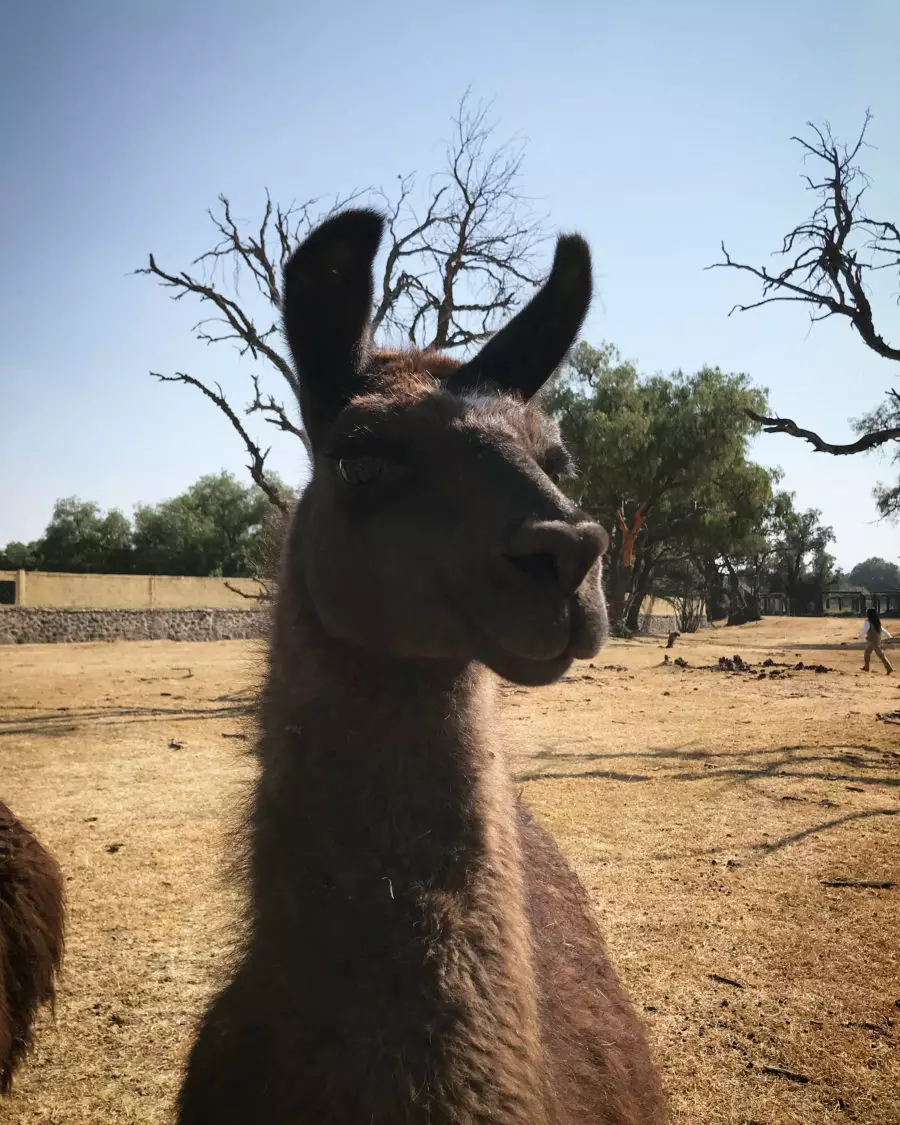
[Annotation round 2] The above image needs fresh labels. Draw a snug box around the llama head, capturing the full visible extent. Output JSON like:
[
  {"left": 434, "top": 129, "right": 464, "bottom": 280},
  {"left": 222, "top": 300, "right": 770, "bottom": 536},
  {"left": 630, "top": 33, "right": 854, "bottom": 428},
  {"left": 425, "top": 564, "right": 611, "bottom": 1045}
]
[{"left": 282, "top": 209, "right": 608, "bottom": 685}]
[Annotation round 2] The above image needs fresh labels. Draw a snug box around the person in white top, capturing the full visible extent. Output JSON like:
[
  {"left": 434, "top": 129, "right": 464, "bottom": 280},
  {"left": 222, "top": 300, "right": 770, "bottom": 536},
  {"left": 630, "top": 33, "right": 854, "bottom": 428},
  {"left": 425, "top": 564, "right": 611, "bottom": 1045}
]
[{"left": 859, "top": 607, "right": 893, "bottom": 673}]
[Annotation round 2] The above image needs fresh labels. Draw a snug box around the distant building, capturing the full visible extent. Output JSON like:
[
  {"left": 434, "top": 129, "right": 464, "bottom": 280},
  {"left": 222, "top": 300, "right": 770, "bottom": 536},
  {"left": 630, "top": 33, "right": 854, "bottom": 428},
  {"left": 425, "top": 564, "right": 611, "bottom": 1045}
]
[
  {"left": 758, "top": 592, "right": 789, "bottom": 615},
  {"left": 823, "top": 590, "right": 900, "bottom": 616}
]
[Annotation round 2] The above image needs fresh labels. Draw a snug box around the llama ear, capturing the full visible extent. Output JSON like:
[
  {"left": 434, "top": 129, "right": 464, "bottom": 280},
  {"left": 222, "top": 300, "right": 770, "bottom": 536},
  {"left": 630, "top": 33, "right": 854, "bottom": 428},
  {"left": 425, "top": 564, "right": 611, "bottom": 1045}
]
[
  {"left": 446, "top": 233, "right": 592, "bottom": 401},
  {"left": 282, "top": 208, "right": 384, "bottom": 449}
]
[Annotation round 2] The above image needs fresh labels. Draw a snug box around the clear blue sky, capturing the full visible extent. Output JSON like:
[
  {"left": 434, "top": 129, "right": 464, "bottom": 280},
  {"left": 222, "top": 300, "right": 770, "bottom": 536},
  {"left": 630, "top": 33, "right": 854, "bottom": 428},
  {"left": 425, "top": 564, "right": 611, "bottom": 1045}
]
[{"left": 2, "top": 0, "right": 898, "bottom": 568}]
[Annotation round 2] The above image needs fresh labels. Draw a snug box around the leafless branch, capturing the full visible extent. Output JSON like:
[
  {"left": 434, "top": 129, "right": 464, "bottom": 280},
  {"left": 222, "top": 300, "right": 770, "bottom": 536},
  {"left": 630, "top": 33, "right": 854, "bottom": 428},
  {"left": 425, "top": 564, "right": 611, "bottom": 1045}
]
[
  {"left": 140, "top": 91, "right": 546, "bottom": 506},
  {"left": 247, "top": 374, "right": 311, "bottom": 455},
  {"left": 746, "top": 409, "right": 900, "bottom": 455},
  {"left": 710, "top": 110, "right": 900, "bottom": 364},
  {"left": 151, "top": 372, "right": 289, "bottom": 513},
  {"left": 136, "top": 253, "right": 302, "bottom": 392},
  {"left": 370, "top": 91, "right": 548, "bottom": 352},
  {"left": 223, "top": 578, "right": 274, "bottom": 602}
]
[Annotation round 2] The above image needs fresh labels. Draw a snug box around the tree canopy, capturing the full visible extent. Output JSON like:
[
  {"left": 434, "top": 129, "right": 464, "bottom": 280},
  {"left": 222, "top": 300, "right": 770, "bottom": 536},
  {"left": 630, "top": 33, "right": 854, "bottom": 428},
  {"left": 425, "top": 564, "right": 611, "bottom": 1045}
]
[
  {"left": 545, "top": 342, "right": 773, "bottom": 630},
  {"left": 0, "top": 473, "right": 280, "bottom": 578},
  {"left": 31, "top": 499, "right": 133, "bottom": 574},
  {"left": 133, "top": 473, "right": 278, "bottom": 577},
  {"left": 846, "top": 556, "right": 900, "bottom": 592}
]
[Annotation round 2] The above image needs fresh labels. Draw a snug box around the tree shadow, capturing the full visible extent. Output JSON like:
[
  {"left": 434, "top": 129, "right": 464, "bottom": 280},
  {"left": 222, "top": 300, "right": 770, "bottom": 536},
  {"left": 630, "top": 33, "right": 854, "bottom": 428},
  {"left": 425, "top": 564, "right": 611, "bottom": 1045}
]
[
  {"left": 0, "top": 702, "right": 252, "bottom": 739},
  {"left": 517, "top": 767, "right": 651, "bottom": 783},
  {"left": 522, "top": 742, "right": 900, "bottom": 791},
  {"left": 669, "top": 746, "right": 900, "bottom": 789},
  {"left": 782, "top": 641, "right": 895, "bottom": 652},
  {"left": 754, "top": 807, "right": 899, "bottom": 854}
]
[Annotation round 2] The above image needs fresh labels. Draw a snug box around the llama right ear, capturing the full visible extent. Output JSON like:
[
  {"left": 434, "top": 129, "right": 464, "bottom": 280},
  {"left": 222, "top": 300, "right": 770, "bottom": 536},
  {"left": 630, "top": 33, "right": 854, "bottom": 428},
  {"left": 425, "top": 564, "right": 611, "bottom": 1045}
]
[
  {"left": 282, "top": 209, "right": 384, "bottom": 450},
  {"left": 445, "top": 233, "right": 592, "bottom": 401}
]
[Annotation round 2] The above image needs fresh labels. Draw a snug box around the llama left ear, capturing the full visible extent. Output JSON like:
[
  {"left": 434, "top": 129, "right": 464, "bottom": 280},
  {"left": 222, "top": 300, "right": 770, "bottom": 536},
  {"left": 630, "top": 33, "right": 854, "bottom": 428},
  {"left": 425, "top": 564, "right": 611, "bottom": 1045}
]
[
  {"left": 446, "top": 233, "right": 592, "bottom": 401},
  {"left": 282, "top": 209, "right": 384, "bottom": 450}
]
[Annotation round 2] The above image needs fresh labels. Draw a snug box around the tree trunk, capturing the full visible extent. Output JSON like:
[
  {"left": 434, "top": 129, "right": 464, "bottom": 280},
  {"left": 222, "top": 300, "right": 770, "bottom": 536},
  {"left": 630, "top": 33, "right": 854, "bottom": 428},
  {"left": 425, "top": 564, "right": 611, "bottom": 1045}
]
[
  {"left": 625, "top": 557, "right": 654, "bottom": 632},
  {"left": 607, "top": 563, "right": 635, "bottom": 636},
  {"left": 723, "top": 556, "right": 761, "bottom": 626},
  {"left": 608, "top": 503, "right": 646, "bottom": 635},
  {"left": 703, "top": 560, "right": 728, "bottom": 621}
]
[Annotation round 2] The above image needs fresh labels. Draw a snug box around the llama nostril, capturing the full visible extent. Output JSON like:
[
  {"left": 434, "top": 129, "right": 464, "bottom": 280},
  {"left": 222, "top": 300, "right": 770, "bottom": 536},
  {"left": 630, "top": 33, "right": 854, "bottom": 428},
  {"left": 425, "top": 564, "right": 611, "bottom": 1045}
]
[
  {"left": 505, "top": 520, "right": 604, "bottom": 596},
  {"left": 506, "top": 551, "right": 559, "bottom": 585}
]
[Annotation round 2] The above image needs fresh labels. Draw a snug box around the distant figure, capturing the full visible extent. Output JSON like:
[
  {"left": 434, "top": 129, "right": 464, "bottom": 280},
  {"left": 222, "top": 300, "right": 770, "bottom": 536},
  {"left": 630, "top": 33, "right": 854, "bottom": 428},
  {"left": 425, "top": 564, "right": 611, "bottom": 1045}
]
[{"left": 859, "top": 607, "right": 893, "bottom": 674}]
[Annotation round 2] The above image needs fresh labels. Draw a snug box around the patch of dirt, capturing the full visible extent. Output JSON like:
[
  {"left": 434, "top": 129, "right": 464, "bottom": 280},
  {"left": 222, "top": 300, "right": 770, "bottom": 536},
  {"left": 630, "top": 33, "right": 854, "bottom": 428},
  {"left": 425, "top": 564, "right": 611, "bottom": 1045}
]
[{"left": 2, "top": 618, "right": 898, "bottom": 1124}]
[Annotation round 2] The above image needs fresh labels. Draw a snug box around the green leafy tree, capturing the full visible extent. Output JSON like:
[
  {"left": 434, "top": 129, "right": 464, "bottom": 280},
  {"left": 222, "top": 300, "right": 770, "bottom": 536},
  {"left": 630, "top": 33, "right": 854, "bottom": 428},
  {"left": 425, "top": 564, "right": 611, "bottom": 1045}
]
[
  {"left": 0, "top": 541, "right": 42, "bottom": 570},
  {"left": 132, "top": 471, "right": 280, "bottom": 577},
  {"left": 847, "top": 556, "right": 900, "bottom": 591},
  {"left": 546, "top": 342, "right": 769, "bottom": 632},
  {"left": 37, "top": 498, "right": 133, "bottom": 573},
  {"left": 764, "top": 496, "right": 836, "bottom": 607},
  {"left": 666, "top": 459, "right": 777, "bottom": 623}
]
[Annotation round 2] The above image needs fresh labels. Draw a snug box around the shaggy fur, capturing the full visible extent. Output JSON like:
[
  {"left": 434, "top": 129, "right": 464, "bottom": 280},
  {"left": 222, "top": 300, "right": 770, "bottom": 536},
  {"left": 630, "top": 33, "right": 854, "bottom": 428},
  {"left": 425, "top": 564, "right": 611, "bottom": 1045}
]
[
  {"left": 0, "top": 801, "right": 65, "bottom": 1093},
  {"left": 177, "top": 209, "right": 666, "bottom": 1124}
]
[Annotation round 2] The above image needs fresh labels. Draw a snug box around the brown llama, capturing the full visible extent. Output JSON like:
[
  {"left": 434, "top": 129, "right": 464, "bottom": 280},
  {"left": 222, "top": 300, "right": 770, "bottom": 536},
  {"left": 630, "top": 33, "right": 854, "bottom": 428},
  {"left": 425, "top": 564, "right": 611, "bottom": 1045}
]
[
  {"left": 177, "top": 209, "right": 666, "bottom": 1124},
  {"left": 0, "top": 800, "right": 65, "bottom": 1093}
]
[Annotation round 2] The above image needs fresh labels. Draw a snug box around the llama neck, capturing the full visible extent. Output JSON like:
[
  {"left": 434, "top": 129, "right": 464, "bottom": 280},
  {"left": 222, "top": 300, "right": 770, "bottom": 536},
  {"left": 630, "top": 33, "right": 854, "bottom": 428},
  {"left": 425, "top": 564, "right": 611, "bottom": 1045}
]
[
  {"left": 257, "top": 586, "right": 517, "bottom": 915},
  {"left": 249, "top": 582, "right": 551, "bottom": 1120}
]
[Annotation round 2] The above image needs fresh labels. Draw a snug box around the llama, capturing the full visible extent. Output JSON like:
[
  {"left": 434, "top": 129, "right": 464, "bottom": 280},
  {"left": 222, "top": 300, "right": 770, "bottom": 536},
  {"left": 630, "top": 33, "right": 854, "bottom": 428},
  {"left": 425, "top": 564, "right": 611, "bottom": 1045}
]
[
  {"left": 177, "top": 209, "right": 666, "bottom": 1124},
  {"left": 0, "top": 801, "right": 65, "bottom": 1093}
]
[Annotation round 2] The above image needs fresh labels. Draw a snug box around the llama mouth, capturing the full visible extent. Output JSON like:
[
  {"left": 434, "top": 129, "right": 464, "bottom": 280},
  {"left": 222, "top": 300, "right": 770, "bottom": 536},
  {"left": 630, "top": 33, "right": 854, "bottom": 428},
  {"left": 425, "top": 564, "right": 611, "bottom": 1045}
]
[{"left": 457, "top": 591, "right": 607, "bottom": 687}]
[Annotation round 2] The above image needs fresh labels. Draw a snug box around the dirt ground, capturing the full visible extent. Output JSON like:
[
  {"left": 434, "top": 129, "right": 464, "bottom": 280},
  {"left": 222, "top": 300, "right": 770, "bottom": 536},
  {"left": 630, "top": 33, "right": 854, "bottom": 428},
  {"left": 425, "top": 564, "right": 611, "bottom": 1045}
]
[{"left": 1, "top": 616, "right": 898, "bottom": 1124}]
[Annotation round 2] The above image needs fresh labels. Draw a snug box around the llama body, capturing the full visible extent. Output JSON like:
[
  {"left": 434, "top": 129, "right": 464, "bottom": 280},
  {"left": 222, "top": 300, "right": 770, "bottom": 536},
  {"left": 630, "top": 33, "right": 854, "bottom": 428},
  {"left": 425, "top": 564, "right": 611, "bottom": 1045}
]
[
  {"left": 178, "top": 210, "right": 665, "bottom": 1124},
  {"left": 0, "top": 801, "right": 65, "bottom": 1093}
]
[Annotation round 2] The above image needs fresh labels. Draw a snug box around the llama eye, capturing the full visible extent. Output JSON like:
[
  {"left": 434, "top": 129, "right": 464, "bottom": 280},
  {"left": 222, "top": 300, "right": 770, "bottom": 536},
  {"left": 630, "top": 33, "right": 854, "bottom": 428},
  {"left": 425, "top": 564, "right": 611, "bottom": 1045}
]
[{"left": 338, "top": 455, "right": 384, "bottom": 486}]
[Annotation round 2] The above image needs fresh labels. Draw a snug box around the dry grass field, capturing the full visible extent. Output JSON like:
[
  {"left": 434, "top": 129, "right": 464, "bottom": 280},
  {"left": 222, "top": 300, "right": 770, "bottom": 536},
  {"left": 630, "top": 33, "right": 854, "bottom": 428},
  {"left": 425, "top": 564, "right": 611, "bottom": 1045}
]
[{"left": 1, "top": 617, "right": 898, "bottom": 1124}]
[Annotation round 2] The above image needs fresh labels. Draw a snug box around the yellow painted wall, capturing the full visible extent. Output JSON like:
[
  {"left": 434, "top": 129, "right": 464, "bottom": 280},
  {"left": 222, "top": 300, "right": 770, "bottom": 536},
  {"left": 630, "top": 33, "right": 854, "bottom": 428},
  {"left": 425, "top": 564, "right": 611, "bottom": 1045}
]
[
  {"left": 641, "top": 596, "right": 679, "bottom": 617},
  {"left": 0, "top": 570, "right": 267, "bottom": 609},
  {"left": 0, "top": 571, "right": 685, "bottom": 616}
]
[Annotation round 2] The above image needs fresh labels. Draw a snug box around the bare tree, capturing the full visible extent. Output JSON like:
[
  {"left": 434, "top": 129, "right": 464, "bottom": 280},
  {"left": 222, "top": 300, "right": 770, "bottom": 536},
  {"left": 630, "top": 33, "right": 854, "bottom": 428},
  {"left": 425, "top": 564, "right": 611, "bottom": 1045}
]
[
  {"left": 138, "top": 93, "right": 547, "bottom": 509},
  {"left": 709, "top": 111, "right": 900, "bottom": 462}
]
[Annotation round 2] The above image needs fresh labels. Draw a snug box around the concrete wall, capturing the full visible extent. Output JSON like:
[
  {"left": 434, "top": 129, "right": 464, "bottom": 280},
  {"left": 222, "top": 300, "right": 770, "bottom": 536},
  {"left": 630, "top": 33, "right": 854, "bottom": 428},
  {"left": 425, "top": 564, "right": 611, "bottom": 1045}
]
[
  {"left": 0, "top": 570, "right": 268, "bottom": 609},
  {"left": 0, "top": 607, "right": 268, "bottom": 645}
]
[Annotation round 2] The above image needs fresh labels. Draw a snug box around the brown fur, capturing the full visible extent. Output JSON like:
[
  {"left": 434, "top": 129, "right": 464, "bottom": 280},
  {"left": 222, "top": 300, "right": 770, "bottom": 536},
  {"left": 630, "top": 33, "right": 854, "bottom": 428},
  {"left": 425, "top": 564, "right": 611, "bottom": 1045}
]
[
  {"left": 177, "top": 209, "right": 665, "bottom": 1123},
  {"left": 0, "top": 801, "right": 65, "bottom": 1093}
]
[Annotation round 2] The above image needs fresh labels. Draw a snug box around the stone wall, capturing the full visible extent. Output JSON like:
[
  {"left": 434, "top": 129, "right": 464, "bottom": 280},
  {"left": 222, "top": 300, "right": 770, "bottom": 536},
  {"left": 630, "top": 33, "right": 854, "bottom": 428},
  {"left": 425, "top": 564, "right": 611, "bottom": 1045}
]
[
  {"left": 637, "top": 614, "right": 712, "bottom": 635},
  {"left": 0, "top": 607, "right": 268, "bottom": 646},
  {"left": 637, "top": 613, "right": 680, "bottom": 636},
  {"left": 0, "top": 605, "right": 697, "bottom": 647}
]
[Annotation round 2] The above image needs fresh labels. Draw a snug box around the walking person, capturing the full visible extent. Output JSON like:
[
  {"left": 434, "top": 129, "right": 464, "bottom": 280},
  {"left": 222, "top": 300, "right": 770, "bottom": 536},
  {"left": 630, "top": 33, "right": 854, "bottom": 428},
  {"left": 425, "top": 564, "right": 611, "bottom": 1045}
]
[{"left": 859, "top": 607, "right": 893, "bottom": 673}]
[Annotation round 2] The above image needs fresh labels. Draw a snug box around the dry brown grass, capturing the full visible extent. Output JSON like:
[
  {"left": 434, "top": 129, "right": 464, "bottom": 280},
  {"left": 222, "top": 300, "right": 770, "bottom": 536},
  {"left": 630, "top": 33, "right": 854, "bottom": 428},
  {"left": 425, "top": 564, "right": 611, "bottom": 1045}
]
[{"left": 1, "top": 617, "right": 898, "bottom": 1124}]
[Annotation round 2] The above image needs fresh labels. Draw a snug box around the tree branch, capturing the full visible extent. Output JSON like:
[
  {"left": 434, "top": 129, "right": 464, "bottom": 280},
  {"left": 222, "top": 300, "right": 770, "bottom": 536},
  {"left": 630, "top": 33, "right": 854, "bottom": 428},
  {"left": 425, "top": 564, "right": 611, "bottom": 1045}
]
[
  {"left": 746, "top": 409, "right": 900, "bottom": 455},
  {"left": 136, "top": 253, "right": 302, "bottom": 393},
  {"left": 246, "top": 375, "right": 312, "bottom": 457},
  {"left": 709, "top": 111, "right": 900, "bottom": 363},
  {"left": 223, "top": 578, "right": 274, "bottom": 602},
  {"left": 151, "top": 372, "right": 290, "bottom": 513},
  {"left": 140, "top": 92, "right": 548, "bottom": 506}
]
